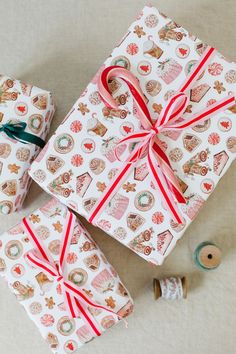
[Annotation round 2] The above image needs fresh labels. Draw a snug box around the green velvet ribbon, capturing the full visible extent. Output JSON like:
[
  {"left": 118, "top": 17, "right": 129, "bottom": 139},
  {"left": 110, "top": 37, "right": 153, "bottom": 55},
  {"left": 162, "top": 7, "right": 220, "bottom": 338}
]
[{"left": 0, "top": 121, "right": 45, "bottom": 148}]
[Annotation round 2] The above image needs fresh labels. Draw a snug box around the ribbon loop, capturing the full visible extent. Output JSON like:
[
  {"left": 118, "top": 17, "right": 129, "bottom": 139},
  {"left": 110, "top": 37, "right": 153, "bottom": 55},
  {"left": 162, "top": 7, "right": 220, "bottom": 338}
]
[
  {"left": 157, "top": 92, "right": 189, "bottom": 127},
  {"left": 88, "top": 46, "right": 235, "bottom": 225}
]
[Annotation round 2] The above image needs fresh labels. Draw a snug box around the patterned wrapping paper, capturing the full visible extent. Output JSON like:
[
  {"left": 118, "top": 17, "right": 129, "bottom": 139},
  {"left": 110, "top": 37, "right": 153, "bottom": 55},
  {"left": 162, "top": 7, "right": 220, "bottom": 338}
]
[
  {"left": 0, "top": 74, "right": 55, "bottom": 214},
  {"left": 0, "top": 198, "right": 133, "bottom": 353},
  {"left": 29, "top": 5, "right": 236, "bottom": 265}
]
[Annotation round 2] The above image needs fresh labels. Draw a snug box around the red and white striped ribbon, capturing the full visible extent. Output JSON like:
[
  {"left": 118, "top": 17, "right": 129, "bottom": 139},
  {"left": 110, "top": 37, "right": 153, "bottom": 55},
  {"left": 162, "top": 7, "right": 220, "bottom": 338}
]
[
  {"left": 23, "top": 210, "right": 120, "bottom": 337},
  {"left": 88, "top": 46, "right": 235, "bottom": 224}
]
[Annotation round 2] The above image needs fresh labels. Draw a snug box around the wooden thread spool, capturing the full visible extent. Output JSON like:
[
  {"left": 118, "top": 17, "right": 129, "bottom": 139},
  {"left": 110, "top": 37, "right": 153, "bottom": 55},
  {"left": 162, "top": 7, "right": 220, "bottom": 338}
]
[
  {"left": 194, "top": 242, "right": 221, "bottom": 270},
  {"left": 153, "top": 276, "right": 187, "bottom": 300}
]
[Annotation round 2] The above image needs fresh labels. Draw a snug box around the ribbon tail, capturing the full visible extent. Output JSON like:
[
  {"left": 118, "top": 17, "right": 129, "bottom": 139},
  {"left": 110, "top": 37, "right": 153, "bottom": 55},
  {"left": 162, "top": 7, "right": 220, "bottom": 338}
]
[
  {"left": 152, "top": 141, "right": 186, "bottom": 204},
  {"left": 88, "top": 164, "right": 132, "bottom": 224},
  {"left": 74, "top": 298, "right": 102, "bottom": 336},
  {"left": 148, "top": 148, "right": 184, "bottom": 224},
  {"left": 2, "top": 130, "right": 22, "bottom": 142},
  {"left": 11, "top": 130, "right": 45, "bottom": 148},
  {"left": 64, "top": 290, "right": 78, "bottom": 318},
  {"left": 64, "top": 290, "right": 102, "bottom": 337},
  {"left": 64, "top": 280, "right": 119, "bottom": 316},
  {"left": 167, "top": 180, "right": 186, "bottom": 204},
  {"left": 64, "top": 280, "right": 122, "bottom": 336},
  {"left": 59, "top": 210, "right": 76, "bottom": 270},
  {"left": 62, "top": 289, "right": 101, "bottom": 337},
  {"left": 88, "top": 143, "right": 143, "bottom": 224}
]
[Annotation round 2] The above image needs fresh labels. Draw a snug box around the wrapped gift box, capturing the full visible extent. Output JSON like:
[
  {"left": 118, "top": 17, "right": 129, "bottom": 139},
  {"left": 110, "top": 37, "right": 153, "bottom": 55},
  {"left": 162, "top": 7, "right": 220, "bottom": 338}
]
[
  {"left": 0, "top": 198, "right": 133, "bottom": 353},
  {"left": 0, "top": 74, "right": 55, "bottom": 214},
  {"left": 29, "top": 5, "right": 236, "bottom": 265}
]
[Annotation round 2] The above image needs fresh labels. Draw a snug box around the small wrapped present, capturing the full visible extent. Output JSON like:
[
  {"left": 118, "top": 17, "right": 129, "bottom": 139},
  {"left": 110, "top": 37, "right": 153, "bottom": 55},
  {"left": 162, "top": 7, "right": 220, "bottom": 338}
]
[
  {"left": 0, "top": 74, "right": 55, "bottom": 214},
  {"left": 0, "top": 198, "right": 133, "bottom": 353},
  {"left": 29, "top": 5, "right": 236, "bottom": 265}
]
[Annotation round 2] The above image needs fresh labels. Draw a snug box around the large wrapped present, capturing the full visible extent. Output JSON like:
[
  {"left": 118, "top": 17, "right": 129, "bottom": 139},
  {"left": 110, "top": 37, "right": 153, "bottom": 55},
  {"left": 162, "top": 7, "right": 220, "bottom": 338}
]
[
  {"left": 0, "top": 74, "right": 55, "bottom": 214},
  {"left": 0, "top": 198, "right": 133, "bottom": 353},
  {"left": 29, "top": 5, "right": 236, "bottom": 265}
]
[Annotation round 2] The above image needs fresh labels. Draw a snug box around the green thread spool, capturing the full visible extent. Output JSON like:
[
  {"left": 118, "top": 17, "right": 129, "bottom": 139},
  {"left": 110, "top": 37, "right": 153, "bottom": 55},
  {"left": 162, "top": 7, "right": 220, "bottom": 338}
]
[{"left": 194, "top": 242, "right": 222, "bottom": 270}]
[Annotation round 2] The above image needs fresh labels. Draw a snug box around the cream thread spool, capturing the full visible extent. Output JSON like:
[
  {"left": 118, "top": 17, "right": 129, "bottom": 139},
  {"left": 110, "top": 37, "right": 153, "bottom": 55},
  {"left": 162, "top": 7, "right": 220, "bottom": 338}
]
[
  {"left": 153, "top": 276, "right": 187, "bottom": 300},
  {"left": 194, "top": 241, "right": 221, "bottom": 270}
]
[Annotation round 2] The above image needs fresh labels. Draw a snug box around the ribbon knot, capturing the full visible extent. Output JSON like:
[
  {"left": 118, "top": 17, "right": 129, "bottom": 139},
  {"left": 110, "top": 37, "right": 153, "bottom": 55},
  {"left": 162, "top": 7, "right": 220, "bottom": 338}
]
[
  {"left": 0, "top": 121, "right": 45, "bottom": 148},
  {"left": 150, "top": 126, "right": 159, "bottom": 135},
  {"left": 88, "top": 46, "right": 235, "bottom": 225},
  {"left": 54, "top": 263, "right": 63, "bottom": 282},
  {"left": 57, "top": 275, "right": 63, "bottom": 282},
  {"left": 23, "top": 211, "right": 120, "bottom": 338}
]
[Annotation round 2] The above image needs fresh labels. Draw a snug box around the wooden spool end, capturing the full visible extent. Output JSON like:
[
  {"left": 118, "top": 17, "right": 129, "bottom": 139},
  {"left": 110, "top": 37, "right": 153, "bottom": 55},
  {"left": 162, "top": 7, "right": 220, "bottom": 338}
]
[
  {"left": 181, "top": 276, "right": 187, "bottom": 299},
  {"left": 153, "top": 278, "right": 161, "bottom": 300},
  {"left": 199, "top": 244, "right": 221, "bottom": 269},
  {"left": 153, "top": 276, "right": 188, "bottom": 300}
]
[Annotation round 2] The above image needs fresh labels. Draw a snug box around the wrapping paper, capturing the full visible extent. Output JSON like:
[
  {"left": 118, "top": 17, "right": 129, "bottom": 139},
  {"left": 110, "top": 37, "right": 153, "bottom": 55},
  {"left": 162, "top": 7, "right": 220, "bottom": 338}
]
[
  {"left": 0, "top": 74, "right": 55, "bottom": 214},
  {"left": 29, "top": 5, "right": 236, "bottom": 265},
  {"left": 0, "top": 198, "right": 133, "bottom": 353}
]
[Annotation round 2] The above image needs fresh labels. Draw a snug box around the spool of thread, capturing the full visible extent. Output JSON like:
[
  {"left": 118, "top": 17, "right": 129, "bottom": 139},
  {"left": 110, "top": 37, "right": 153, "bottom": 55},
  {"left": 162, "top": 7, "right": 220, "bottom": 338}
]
[
  {"left": 153, "top": 276, "right": 187, "bottom": 300},
  {"left": 194, "top": 241, "right": 221, "bottom": 271}
]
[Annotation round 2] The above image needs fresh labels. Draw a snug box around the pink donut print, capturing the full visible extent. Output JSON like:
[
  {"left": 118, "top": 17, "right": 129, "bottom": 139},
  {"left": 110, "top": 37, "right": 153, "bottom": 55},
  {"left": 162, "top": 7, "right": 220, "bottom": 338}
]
[{"left": 156, "top": 138, "right": 168, "bottom": 151}]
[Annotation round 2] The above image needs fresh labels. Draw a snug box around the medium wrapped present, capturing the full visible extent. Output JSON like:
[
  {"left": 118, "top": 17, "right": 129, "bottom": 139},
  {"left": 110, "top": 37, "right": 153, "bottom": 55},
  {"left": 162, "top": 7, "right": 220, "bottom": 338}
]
[
  {"left": 0, "top": 198, "right": 133, "bottom": 353},
  {"left": 0, "top": 74, "right": 55, "bottom": 214},
  {"left": 29, "top": 5, "right": 236, "bottom": 265}
]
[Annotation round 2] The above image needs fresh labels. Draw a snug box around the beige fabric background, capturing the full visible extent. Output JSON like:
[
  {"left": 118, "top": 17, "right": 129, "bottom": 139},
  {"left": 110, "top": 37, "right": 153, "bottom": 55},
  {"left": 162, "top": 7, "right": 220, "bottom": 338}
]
[{"left": 0, "top": 1, "right": 236, "bottom": 353}]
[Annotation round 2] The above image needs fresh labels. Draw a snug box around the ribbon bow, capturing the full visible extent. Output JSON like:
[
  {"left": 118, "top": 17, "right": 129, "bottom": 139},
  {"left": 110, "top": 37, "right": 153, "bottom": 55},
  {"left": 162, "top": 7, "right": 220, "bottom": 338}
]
[
  {"left": 88, "top": 47, "right": 235, "bottom": 224},
  {"left": 23, "top": 211, "right": 119, "bottom": 337},
  {"left": 0, "top": 121, "right": 45, "bottom": 148}
]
